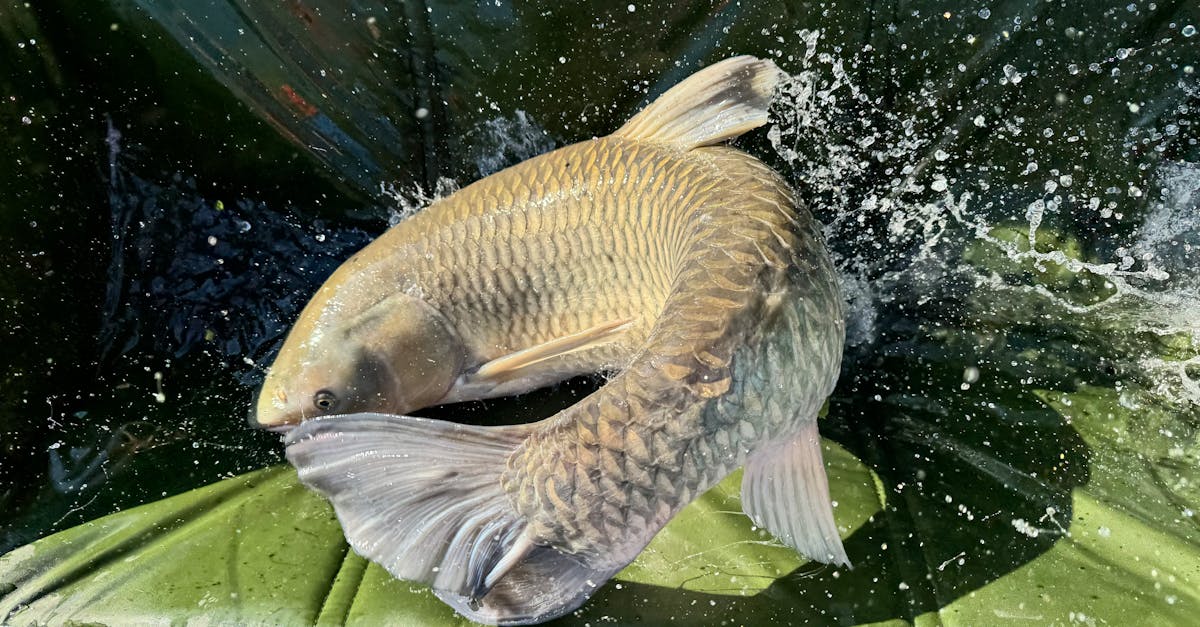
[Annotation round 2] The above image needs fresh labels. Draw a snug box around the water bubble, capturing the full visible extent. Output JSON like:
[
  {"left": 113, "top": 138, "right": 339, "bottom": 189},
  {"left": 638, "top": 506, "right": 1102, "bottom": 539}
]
[
  {"left": 1182, "top": 24, "right": 1196, "bottom": 37},
  {"left": 1128, "top": 102, "right": 1141, "bottom": 113},
  {"left": 934, "top": 149, "right": 949, "bottom": 161},
  {"left": 973, "top": 114, "right": 986, "bottom": 126},
  {"left": 978, "top": 8, "right": 991, "bottom": 19},
  {"left": 1116, "top": 48, "right": 1130, "bottom": 59},
  {"left": 931, "top": 176, "right": 948, "bottom": 192},
  {"left": 415, "top": 107, "right": 429, "bottom": 119},
  {"left": 627, "top": 3, "right": 636, "bottom": 12},
  {"left": 1059, "top": 174, "right": 1073, "bottom": 187},
  {"left": 1067, "top": 63, "right": 1079, "bottom": 75}
]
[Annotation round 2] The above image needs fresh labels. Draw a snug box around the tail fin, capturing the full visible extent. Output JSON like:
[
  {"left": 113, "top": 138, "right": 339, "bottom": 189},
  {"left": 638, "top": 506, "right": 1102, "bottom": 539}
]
[
  {"left": 285, "top": 414, "right": 617, "bottom": 625},
  {"left": 612, "top": 55, "right": 784, "bottom": 149}
]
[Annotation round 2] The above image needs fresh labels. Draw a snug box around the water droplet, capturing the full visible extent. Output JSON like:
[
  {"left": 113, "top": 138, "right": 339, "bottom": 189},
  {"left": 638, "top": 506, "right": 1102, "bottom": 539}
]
[{"left": 1003, "top": 64, "right": 1023, "bottom": 84}]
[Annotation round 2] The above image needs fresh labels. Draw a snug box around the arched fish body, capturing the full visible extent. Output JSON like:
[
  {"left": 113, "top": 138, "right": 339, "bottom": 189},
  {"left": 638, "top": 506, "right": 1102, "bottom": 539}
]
[{"left": 256, "top": 56, "right": 846, "bottom": 625}]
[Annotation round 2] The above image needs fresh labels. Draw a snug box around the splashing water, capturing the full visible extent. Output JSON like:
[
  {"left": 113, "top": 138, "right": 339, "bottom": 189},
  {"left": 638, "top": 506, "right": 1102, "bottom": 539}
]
[
  {"left": 765, "top": 29, "right": 1199, "bottom": 407},
  {"left": 380, "top": 177, "right": 461, "bottom": 227}
]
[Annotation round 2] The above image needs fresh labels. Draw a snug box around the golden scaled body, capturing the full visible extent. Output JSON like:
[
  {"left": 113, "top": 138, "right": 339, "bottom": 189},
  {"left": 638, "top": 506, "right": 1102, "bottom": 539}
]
[{"left": 260, "top": 57, "right": 847, "bottom": 625}]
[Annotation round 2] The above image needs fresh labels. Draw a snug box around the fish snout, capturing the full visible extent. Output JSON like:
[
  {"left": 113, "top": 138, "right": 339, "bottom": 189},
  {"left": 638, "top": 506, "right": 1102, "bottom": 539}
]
[{"left": 249, "top": 384, "right": 300, "bottom": 433}]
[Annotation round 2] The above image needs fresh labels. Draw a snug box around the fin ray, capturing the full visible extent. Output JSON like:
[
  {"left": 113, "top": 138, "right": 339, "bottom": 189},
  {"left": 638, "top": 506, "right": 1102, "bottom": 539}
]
[
  {"left": 436, "top": 545, "right": 620, "bottom": 626},
  {"left": 286, "top": 414, "right": 624, "bottom": 625},
  {"left": 613, "top": 55, "right": 784, "bottom": 149},
  {"left": 740, "top": 420, "right": 851, "bottom": 567},
  {"left": 284, "top": 414, "right": 536, "bottom": 598},
  {"left": 443, "top": 317, "right": 634, "bottom": 403}
]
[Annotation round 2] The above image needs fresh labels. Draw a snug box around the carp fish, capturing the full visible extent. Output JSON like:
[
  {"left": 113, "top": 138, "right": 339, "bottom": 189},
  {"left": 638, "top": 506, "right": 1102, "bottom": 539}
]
[{"left": 252, "top": 56, "right": 847, "bottom": 625}]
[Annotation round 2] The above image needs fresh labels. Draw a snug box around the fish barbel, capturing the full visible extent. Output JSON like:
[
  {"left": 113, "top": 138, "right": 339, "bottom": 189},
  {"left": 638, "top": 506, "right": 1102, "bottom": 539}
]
[{"left": 255, "top": 56, "right": 847, "bottom": 625}]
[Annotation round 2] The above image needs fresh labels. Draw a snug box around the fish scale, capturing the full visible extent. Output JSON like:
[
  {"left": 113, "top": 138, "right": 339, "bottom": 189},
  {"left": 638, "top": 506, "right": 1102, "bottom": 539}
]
[
  {"left": 499, "top": 145, "right": 842, "bottom": 558},
  {"left": 270, "top": 57, "right": 847, "bottom": 625},
  {"left": 379, "top": 139, "right": 702, "bottom": 367}
]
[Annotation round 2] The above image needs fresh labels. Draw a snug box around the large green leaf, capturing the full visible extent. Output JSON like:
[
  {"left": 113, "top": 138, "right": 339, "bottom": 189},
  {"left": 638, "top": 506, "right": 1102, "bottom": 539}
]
[
  {"left": 0, "top": 441, "right": 882, "bottom": 625},
  {"left": 3, "top": 394, "right": 1196, "bottom": 625}
]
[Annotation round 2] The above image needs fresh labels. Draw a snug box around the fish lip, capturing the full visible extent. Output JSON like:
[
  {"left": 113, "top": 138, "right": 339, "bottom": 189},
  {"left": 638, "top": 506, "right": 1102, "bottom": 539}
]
[{"left": 264, "top": 424, "right": 297, "bottom": 435}]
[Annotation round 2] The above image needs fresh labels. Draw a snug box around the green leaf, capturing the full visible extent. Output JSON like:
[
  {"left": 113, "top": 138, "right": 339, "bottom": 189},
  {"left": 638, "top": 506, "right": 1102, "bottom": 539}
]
[{"left": 0, "top": 441, "right": 881, "bottom": 625}]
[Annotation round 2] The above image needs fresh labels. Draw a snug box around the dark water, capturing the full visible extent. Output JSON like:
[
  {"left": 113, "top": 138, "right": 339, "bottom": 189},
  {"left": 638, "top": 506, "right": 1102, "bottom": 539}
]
[{"left": 1, "top": 0, "right": 1198, "bottom": 622}]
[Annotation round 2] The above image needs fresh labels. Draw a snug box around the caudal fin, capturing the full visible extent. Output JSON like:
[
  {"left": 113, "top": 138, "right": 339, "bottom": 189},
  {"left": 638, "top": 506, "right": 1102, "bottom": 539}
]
[
  {"left": 612, "top": 55, "right": 784, "bottom": 149},
  {"left": 285, "top": 414, "right": 616, "bottom": 625}
]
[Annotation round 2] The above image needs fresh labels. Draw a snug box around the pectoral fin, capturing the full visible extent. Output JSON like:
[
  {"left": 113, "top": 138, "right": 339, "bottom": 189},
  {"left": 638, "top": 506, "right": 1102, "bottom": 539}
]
[
  {"left": 741, "top": 420, "right": 851, "bottom": 567},
  {"left": 444, "top": 317, "right": 634, "bottom": 402}
]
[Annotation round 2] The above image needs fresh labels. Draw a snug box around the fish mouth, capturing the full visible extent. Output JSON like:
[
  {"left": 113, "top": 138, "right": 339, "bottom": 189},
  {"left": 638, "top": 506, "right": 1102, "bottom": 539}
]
[{"left": 264, "top": 424, "right": 297, "bottom": 435}]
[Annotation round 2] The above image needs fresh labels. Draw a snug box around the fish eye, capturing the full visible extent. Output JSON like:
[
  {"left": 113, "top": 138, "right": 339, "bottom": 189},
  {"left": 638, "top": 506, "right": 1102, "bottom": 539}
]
[{"left": 313, "top": 390, "right": 338, "bottom": 412}]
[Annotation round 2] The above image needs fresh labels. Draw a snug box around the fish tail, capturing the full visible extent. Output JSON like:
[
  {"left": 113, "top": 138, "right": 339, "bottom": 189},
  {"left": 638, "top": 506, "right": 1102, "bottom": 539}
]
[
  {"left": 285, "top": 414, "right": 614, "bottom": 625},
  {"left": 612, "top": 55, "right": 784, "bottom": 149}
]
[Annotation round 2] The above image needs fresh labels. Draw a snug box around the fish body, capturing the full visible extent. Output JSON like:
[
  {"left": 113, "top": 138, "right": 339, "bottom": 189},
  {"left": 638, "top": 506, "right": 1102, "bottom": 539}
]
[{"left": 259, "top": 57, "right": 847, "bottom": 625}]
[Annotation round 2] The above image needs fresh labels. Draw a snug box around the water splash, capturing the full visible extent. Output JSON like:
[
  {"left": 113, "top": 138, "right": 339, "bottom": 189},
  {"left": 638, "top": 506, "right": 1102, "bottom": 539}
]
[
  {"left": 380, "top": 111, "right": 557, "bottom": 224},
  {"left": 380, "top": 177, "right": 461, "bottom": 227},
  {"left": 764, "top": 28, "right": 1199, "bottom": 407}
]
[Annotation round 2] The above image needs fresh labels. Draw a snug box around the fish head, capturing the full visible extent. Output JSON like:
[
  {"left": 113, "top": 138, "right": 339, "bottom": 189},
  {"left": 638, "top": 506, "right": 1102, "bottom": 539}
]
[{"left": 251, "top": 290, "right": 465, "bottom": 431}]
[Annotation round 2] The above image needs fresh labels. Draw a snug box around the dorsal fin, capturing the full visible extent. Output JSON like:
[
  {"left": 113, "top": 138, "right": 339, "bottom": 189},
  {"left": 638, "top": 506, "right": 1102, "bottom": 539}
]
[{"left": 612, "top": 55, "right": 784, "bottom": 149}]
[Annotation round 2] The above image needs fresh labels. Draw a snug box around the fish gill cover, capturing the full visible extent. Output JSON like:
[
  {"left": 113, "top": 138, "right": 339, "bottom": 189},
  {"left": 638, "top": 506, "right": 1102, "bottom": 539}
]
[{"left": 0, "top": 0, "right": 1197, "bottom": 625}]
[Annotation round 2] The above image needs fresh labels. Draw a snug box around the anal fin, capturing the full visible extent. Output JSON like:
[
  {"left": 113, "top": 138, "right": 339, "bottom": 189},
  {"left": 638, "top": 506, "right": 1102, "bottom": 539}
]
[{"left": 740, "top": 420, "right": 850, "bottom": 567}]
